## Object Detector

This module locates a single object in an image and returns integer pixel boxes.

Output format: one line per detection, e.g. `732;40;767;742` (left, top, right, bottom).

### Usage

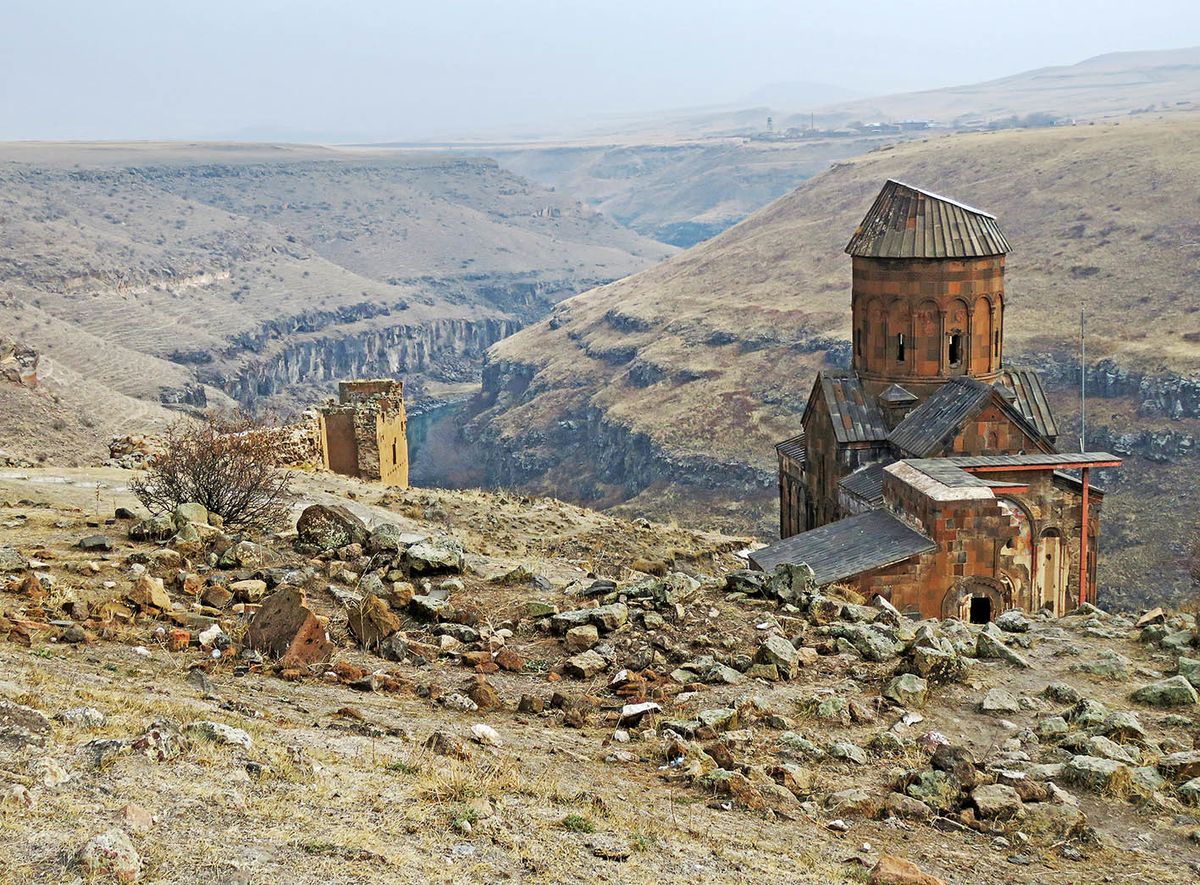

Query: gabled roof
878;383;918;405
839;462;886;507
804;371;889;445
776;432;806;462
1001;368;1058;440
845;179;1011;259
749;509;936;584
888;376;1053;458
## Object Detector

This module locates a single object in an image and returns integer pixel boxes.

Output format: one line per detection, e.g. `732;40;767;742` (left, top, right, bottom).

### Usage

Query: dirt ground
1;467;1199;884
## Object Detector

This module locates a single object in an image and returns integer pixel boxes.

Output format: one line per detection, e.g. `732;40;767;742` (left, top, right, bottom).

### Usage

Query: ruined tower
317;380;409;487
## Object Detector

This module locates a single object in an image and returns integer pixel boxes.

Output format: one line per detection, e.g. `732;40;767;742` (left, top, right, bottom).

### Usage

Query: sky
2;0;1198;142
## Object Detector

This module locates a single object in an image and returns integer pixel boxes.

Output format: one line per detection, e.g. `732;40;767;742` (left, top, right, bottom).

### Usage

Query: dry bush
130;413;293;529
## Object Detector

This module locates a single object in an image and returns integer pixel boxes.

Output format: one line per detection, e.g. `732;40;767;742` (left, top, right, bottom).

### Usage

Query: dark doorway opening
969;596;992;624
948;333;962;367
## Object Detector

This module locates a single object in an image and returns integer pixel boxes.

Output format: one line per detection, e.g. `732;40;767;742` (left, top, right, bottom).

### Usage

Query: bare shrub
131;414;293;528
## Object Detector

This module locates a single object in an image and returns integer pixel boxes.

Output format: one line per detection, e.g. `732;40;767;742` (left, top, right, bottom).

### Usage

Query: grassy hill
0;142;673;443
467;113;1200;604
460;48;1200;248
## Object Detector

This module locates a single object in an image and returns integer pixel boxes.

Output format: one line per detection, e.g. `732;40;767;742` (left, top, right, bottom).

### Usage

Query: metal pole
1080;310;1086;453
1080;466;1090;606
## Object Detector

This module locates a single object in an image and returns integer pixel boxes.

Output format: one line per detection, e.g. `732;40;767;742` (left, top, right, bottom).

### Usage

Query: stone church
755;180;1120;621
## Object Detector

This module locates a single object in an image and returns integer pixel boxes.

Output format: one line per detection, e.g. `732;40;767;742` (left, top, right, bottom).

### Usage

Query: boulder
930;744;977;789
77;534;113;552
76;828;142;882
409;593;453;620
883;673;928;708
126;574;171;611
975;632;1031;668
403;538;465;574
0;547;27;572
911;646;965;683
245;588;333;667
1157;750;1200;782
348;594;402;652
1131;675;1199;708
1063;755;1133;795
1179;777;1200;806
564;624;599;653
868;854;948;885
172;502;209;528
564;649;609;679
979;687;1021;715
881;791;933;821
367;523;422;554
970;783;1024;820
995;610;1030;633
229;579;267;602
755;635;800;679
904;769;961;812
129;515;175;542
296;504;368;550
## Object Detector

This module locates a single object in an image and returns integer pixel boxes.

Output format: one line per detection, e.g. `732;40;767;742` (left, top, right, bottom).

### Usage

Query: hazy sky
2;0;1198;141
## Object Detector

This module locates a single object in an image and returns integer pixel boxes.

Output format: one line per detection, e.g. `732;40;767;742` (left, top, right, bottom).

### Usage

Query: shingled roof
775;432;806;462
845;180;1011;259
748;509;936;584
888;376;1053;458
1000;368;1058;440
807;371;889;444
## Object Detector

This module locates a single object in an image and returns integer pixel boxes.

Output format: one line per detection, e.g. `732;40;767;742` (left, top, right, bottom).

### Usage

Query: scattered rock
348;594;402;652
0;698;52;748
77;534;113;552
425;730;471;760
980;688;1021;715
185;720;253;751
76;828;142;882
564;624;599;653
470;723;503;746
1132;675;1198;708
125;574;171;611
0;547;28;572
55;706;106;729
883;673;928;708
296;504;368;550
868;854;948;885
564;649;609;679
976;632;1031;668
995;610;1030;633
971;783;1024;820
755;635;800;679
245;588;333;668
404;538;466;575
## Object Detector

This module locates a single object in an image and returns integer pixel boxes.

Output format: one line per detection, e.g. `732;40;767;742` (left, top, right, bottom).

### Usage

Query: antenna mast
1079;309;1086;452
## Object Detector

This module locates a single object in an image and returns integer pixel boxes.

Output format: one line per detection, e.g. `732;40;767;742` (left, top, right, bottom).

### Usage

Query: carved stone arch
940;575;1008;623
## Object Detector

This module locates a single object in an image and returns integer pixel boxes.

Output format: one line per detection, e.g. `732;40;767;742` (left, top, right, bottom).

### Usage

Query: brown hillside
469;114;1200;602
0;142;673;438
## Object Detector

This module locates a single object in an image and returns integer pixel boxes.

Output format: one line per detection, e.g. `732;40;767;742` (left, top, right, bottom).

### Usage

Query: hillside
0;141;673;442
466;114;1200;604
814;47;1200;127
468;48;1200;247
3;466;1200;882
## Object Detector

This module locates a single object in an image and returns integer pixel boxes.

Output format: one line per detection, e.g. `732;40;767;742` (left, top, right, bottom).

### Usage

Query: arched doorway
1038;528;1068;615
941;576;1008;623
